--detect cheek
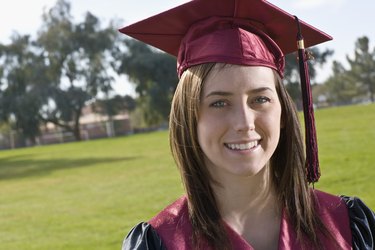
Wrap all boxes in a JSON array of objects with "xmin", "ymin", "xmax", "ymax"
[
  {"xmin": 197, "ymin": 115, "xmax": 213, "ymax": 145},
  {"xmin": 197, "ymin": 112, "xmax": 224, "ymax": 147},
  {"xmin": 258, "ymin": 107, "xmax": 282, "ymax": 136}
]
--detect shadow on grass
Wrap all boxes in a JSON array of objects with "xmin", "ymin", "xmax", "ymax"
[{"xmin": 0, "ymin": 154, "xmax": 139, "ymax": 180}]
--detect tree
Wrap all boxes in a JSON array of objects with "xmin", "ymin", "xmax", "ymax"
[
  {"xmin": 346, "ymin": 36, "xmax": 375, "ymax": 103},
  {"xmin": 93, "ymin": 94, "xmax": 136, "ymax": 117},
  {"xmin": 36, "ymin": 0, "xmax": 119, "ymax": 140},
  {"xmin": 284, "ymin": 47, "xmax": 333, "ymax": 109},
  {"xmin": 324, "ymin": 61, "xmax": 358, "ymax": 106},
  {"xmin": 116, "ymin": 39, "xmax": 178, "ymax": 126},
  {"xmin": 0, "ymin": 35, "xmax": 45, "ymax": 145}
]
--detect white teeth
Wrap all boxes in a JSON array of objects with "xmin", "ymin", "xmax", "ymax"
[{"xmin": 226, "ymin": 141, "xmax": 258, "ymax": 151}]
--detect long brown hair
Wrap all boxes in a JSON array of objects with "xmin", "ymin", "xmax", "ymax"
[{"xmin": 169, "ymin": 63, "xmax": 324, "ymax": 249}]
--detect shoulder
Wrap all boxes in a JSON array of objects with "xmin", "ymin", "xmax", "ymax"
[
  {"xmin": 122, "ymin": 222, "xmax": 166, "ymax": 250},
  {"xmin": 122, "ymin": 196, "xmax": 191, "ymax": 250},
  {"xmin": 312, "ymin": 189, "xmax": 352, "ymax": 248},
  {"xmin": 312, "ymin": 189, "xmax": 375, "ymax": 250},
  {"xmin": 341, "ymin": 195, "xmax": 375, "ymax": 250},
  {"xmin": 312, "ymin": 189, "xmax": 351, "ymax": 221},
  {"xmin": 313, "ymin": 189, "xmax": 344, "ymax": 206},
  {"xmin": 149, "ymin": 196, "xmax": 189, "ymax": 230},
  {"xmin": 149, "ymin": 196, "xmax": 193, "ymax": 249}
]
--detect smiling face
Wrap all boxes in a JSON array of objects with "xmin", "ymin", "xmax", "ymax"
[{"xmin": 197, "ymin": 64, "xmax": 282, "ymax": 180}]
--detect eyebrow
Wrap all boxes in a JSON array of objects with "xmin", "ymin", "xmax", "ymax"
[{"xmin": 204, "ymin": 87, "xmax": 274, "ymax": 98}]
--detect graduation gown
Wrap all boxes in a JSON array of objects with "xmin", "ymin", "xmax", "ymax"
[{"xmin": 122, "ymin": 190, "xmax": 375, "ymax": 250}]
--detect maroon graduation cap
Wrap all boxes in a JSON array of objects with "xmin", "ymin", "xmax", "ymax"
[{"xmin": 119, "ymin": 0, "xmax": 332, "ymax": 183}]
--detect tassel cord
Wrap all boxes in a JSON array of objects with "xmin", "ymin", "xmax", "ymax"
[{"xmin": 294, "ymin": 16, "xmax": 320, "ymax": 183}]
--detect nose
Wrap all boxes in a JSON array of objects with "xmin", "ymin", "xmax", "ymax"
[{"xmin": 232, "ymin": 101, "xmax": 255, "ymax": 133}]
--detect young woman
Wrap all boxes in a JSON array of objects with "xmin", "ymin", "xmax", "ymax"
[{"xmin": 120, "ymin": 0, "xmax": 375, "ymax": 249}]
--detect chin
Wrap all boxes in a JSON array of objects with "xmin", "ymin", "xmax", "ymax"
[{"xmin": 222, "ymin": 163, "xmax": 268, "ymax": 178}]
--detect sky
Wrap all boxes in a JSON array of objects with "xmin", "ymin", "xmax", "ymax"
[{"xmin": 1, "ymin": 0, "xmax": 374, "ymax": 96}]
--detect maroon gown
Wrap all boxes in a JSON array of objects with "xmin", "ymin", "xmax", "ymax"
[{"xmin": 123, "ymin": 190, "xmax": 375, "ymax": 249}]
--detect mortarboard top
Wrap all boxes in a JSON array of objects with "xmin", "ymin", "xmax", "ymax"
[{"xmin": 119, "ymin": 0, "xmax": 332, "ymax": 77}]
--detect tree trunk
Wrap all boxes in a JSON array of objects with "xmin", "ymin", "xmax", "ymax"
[
  {"xmin": 73, "ymin": 109, "xmax": 82, "ymax": 141},
  {"xmin": 29, "ymin": 136, "xmax": 37, "ymax": 146},
  {"xmin": 73, "ymin": 125, "xmax": 81, "ymax": 141},
  {"xmin": 370, "ymin": 85, "xmax": 374, "ymax": 103}
]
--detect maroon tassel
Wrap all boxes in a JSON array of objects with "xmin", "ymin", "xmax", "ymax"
[{"xmin": 294, "ymin": 16, "xmax": 320, "ymax": 184}]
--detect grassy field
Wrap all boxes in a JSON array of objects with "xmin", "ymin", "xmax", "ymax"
[
  {"xmin": 313, "ymin": 103, "xmax": 375, "ymax": 202},
  {"xmin": 0, "ymin": 103, "xmax": 374, "ymax": 249}
]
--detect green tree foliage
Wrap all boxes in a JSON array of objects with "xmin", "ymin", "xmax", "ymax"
[
  {"xmin": 116, "ymin": 39, "xmax": 178, "ymax": 126},
  {"xmin": 346, "ymin": 36, "xmax": 375, "ymax": 103},
  {"xmin": 0, "ymin": 0, "xmax": 121, "ymax": 142},
  {"xmin": 321, "ymin": 36, "xmax": 375, "ymax": 106},
  {"xmin": 0, "ymin": 35, "xmax": 45, "ymax": 144},
  {"xmin": 325, "ymin": 61, "xmax": 358, "ymax": 105},
  {"xmin": 36, "ymin": 0, "xmax": 118, "ymax": 140}
]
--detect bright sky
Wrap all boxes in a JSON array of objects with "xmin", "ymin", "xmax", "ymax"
[{"xmin": 1, "ymin": 0, "xmax": 374, "ymax": 96}]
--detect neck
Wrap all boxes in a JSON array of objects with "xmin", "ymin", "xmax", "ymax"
[
  {"xmin": 210, "ymin": 165, "xmax": 281, "ymax": 250},
  {"xmin": 211, "ymin": 165, "xmax": 280, "ymax": 229}
]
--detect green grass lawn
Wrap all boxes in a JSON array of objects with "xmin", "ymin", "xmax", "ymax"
[
  {"xmin": 0, "ymin": 104, "xmax": 374, "ymax": 249},
  {"xmin": 313, "ymin": 103, "xmax": 375, "ymax": 203},
  {"xmin": 0, "ymin": 132, "xmax": 182, "ymax": 249}
]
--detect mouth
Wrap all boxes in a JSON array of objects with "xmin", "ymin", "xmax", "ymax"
[{"xmin": 224, "ymin": 140, "xmax": 260, "ymax": 151}]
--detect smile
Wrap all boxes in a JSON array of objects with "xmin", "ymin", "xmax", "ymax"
[{"xmin": 224, "ymin": 141, "xmax": 259, "ymax": 151}]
